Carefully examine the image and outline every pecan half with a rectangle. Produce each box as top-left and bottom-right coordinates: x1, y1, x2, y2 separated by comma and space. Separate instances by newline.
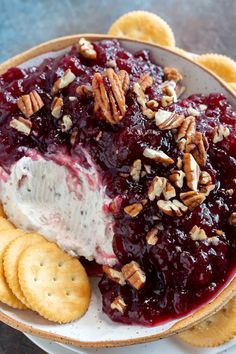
180, 191, 205, 211
77, 38, 97, 59
186, 132, 208, 166
138, 73, 153, 91
76, 84, 93, 97
111, 296, 126, 313
213, 125, 230, 143
190, 225, 207, 241
169, 170, 185, 188
51, 97, 63, 118
155, 110, 185, 130
146, 228, 159, 245
10, 117, 32, 136
164, 67, 183, 82
17, 90, 44, 118
103, 265, 126, 285
124, 202, 143, 217
183, 153, 200, 191
143, 147, 174, 165
118, 70, 130, 94
92, 68, 126, 124
177, 116, 196, 141
157, 199, 187, 217
148, 176, 167, 201
122, 261, 146, 290
51, 69, 76, 96
229, 212, 236, 226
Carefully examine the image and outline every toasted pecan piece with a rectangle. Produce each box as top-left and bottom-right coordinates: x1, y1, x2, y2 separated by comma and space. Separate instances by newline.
148, 176, 167, 201
118, 70, 130, 94
92, 68, 126, 124
183, 153, 200, 191
164, 67, 183, 82
17, 90, 44, 118
77, 38, 97, 59
229, 212, 236, 226
76, 84, 93, 97
177, 116, 196, 141
51, 97, 63, 118
122, 261, 146, 290
157, 199, 188, 217
111, 296, 126, 313
169, 170, 185, 188
163, 182, 176, 200
103, 265, 126, 285
146, 228, 159, 245
130, 159, 142, 182
190, 225, 207, 241
155, 109, 185, 130
10, 117, 32, 136
180, 191, 205, 211
51, 69, 76, 96
124, 202, 143, 217
213, 124, 230, 143
143, 147, 174, 165
186, 132, 209, 166
199, 171, 212, 185
138, 73, 153, 91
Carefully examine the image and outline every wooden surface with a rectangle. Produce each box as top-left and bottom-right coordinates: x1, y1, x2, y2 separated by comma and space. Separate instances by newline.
0, 0, 235, 353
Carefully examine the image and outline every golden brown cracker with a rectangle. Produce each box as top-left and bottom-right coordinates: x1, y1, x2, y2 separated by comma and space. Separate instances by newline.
18, 242, 91, 323
0, 229, 27, 309
229, 82, 236, 92
178, 297, 236, 347
3, 233, 46, 307
108, 11, 175, 47
0, 205, 6, 218
194, 54, 236, 82
0, 216, 14, 232
171, 47, 193, 60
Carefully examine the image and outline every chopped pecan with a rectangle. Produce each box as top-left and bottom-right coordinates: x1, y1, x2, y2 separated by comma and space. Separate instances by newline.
111, 296, 126, 313
51, 69, 76, 96
183, 153, 200, 191
51, 97, 63, 118
207, 237, 220, 246
177, 116, 196, 141
186, 132, 208, 166
146, 100, 159, 109
169, 170, 185, 188
117, 70, 130, 94
157, 199, 187, 217
227, 189, 234, 196
155, 109, 185, 130
77, 38, 97, 59
178, 138, 187, 152
161, 95, 174, 107
70, 129, 78, 145
180, 191, 205, 211
103, 265, 126, 285
200, 184, 215, 196
190, 225, 207, 241
216, 229, 224, 236
10, 117, 32, 136
199, 171, 212, 185
187, 107, 200, 117
163, 182, 176, 200
144, 164, 151, 174
138, 73, 153, 91
130, 159, 142, 182
148, 176, 167, 201
92, 68, 126, 124
229, 212, 236, 226
146, 228, 159, 245
133, 82, 155, 119
76, 84, 93, 97
124, 202, 143, 217
213, 125, 230, 143
95, 131, 102, 141
199, 104, 207, 112
164, 67, 183, 82
17, 90, 44, 118
61, 115, 72, 132
176, 157, 183, 169
143, 147, 174, 165
122, 261, 146, 290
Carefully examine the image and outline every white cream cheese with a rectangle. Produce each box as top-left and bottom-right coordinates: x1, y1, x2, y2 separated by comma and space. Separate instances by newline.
0, 152, 117, 266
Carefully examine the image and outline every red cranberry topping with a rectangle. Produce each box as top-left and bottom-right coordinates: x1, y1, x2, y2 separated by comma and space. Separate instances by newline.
0, 39, 235, 326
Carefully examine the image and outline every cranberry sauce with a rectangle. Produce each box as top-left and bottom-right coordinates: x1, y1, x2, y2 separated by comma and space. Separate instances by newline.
0, 40, 236, 326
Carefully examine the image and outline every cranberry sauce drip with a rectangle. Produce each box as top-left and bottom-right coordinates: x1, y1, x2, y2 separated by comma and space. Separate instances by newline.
0, 40, 236, 326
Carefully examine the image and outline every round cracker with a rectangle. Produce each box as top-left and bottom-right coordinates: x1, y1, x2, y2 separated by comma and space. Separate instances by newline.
178, 297, 236, 347
18, 242, 91, 323
0, 216, 14, 231
108, 11, 175, 47
0, 229, 27, 309
3, 233, 46, 307
194, 54, 236, 82
229, 82, 236, 92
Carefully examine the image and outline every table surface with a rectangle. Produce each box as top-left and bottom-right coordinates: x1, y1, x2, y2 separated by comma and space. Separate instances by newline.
0, 0, 236, 353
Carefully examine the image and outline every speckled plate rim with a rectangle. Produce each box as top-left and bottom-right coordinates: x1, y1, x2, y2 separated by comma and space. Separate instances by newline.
0, 34, 236, 348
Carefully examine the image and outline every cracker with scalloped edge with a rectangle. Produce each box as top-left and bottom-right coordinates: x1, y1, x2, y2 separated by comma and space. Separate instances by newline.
178, 297, 236, 347
194, 54, 236, 82
18, 242, 91, 323
3, 233, 46, 307
0, 229, 27, 309
108, 11, 175, 47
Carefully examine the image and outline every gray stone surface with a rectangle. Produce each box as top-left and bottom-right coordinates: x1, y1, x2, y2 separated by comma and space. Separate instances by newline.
0, 0, 235, 353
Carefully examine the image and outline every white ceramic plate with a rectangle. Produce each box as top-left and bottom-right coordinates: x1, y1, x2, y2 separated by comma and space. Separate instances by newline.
0, 35, 236, 348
